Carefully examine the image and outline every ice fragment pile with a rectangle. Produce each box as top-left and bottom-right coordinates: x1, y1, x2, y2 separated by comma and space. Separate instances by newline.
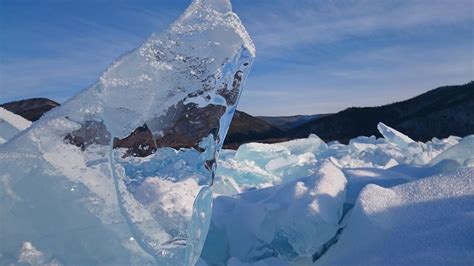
201, 124, 474, 265
1, 1, 473, 264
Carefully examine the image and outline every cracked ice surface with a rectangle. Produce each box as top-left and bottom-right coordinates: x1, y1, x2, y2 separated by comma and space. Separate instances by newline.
0, 0, 254, 265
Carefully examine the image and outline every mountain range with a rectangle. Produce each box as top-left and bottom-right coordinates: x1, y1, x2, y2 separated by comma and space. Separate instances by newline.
289, 81, 474, 143
1, 81, 473, 149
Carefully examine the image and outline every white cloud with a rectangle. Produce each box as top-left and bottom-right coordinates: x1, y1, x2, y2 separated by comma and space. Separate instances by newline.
242, 0, 473, 56
1, 0, 472, 115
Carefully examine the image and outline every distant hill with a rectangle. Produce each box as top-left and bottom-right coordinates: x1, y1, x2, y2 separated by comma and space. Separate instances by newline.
2, 82, 472, 148
289, 81, 474, 143
0, 97, 285, 149
258, 114, 331, 131
224, 110, 287, 149
0, 98, 59, 121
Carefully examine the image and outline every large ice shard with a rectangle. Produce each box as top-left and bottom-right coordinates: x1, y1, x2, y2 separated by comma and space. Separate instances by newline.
377, 122, 415, 149
0, 107, 31, 144
0, 0, 255, 265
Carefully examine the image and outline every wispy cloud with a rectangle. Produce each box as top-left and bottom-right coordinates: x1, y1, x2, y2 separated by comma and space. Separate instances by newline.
237, 0, 473, 57
0, 1, 182, 102
1, 0, 472, 115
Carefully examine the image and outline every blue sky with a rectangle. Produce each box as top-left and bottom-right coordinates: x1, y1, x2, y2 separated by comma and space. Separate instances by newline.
1, 0, 473, 116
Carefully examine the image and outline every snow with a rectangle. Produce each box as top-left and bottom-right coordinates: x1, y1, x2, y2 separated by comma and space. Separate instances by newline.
1, 99, 472, 266
0, 0, 254, 265
18, 242, 45, 265
0, 107, 32, 144
0, 1, 471, 264
316, 167, 474, 266
342, 167, 412, 205
202, 161, 346, 264
203, 125, 473, 264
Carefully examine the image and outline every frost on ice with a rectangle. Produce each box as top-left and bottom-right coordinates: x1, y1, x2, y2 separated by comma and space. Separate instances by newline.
0, 0, 255, 264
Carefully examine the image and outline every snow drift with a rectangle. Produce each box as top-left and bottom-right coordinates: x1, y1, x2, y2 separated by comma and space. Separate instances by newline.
317, 167, 474, 266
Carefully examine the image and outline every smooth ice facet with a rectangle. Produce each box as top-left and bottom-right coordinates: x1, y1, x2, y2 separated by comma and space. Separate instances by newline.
377, 122, 415, 149
0, 107, 31, 144
0, 0, 255, 265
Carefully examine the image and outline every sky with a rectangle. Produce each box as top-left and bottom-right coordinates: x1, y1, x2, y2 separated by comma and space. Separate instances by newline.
0, 0, 473, 116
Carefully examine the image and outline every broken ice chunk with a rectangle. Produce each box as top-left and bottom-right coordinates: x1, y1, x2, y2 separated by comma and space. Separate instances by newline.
429, 135, 474, 166
201, 161, 347, 264
0, 107, 31, 144
377, 122, 415, 149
